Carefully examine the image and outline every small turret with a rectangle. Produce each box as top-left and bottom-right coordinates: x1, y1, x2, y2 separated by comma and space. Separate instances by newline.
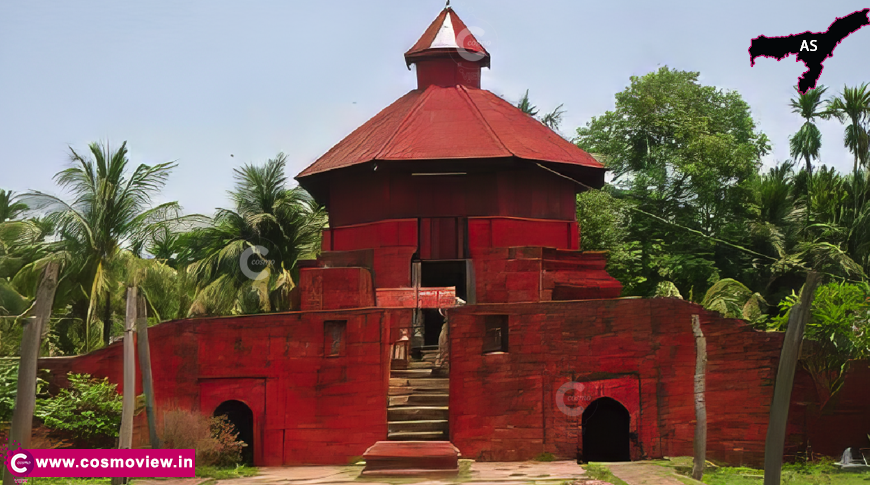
404, 7, 490, 89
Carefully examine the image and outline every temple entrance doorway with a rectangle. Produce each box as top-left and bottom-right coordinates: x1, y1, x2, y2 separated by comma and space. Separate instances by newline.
581, 397, 631, 462
420, 260, 468, 300
214, 400, 255, 465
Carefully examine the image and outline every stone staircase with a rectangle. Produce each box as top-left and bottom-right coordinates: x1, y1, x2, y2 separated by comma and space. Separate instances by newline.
387, 346, 448, 441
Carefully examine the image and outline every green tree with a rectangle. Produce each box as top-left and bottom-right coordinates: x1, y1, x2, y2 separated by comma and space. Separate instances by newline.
789, 85, 828, 178
185, 154, 327, 316
20, 141, 181, 349
576, 188, 640, 293
575, 67, 769, 297
828, 84, 870, 214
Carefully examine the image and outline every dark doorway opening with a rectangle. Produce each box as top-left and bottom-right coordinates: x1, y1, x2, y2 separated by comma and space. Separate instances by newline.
581, 397, 630, 462
214, 400, 254, 465
420, 260, 467, 300
421, 308, 444, 347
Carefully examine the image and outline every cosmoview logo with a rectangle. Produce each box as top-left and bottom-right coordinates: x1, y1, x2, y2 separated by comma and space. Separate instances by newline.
4, 447, 35, 479
239, 244, 276, 281
555, 381, 595, 417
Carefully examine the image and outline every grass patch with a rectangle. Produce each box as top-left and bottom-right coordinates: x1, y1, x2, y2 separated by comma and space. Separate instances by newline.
665, 456, 870, 485
583, 463, 629, 485
195, 464, 258, 479
534, 452, 557, 462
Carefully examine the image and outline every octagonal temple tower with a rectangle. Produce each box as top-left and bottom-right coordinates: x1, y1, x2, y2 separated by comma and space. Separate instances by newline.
295, 6, 622, 325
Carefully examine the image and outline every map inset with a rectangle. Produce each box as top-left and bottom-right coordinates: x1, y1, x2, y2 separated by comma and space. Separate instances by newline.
749, 9, 869, 93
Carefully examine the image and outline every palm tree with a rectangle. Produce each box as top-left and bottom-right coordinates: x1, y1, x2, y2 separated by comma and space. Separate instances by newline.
789, 85, 828, 177
21, 141, 181, 348
516, 89, 539, 117
828, 84, 870, 210
0, 190, 29, 222
186, 153, 327, 316
516, 89, 566, 131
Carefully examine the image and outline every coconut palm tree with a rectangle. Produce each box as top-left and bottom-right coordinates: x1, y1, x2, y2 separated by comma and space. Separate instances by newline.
20, 141, 181, 349
516, 89, 566, 131
789, 85, 828, 177
0, 190, 28, 223
185, 153, 327, 316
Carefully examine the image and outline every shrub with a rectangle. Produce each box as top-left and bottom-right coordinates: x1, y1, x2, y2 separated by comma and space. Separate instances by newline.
0, 361, 49, 422
34, 373, 123, 448
160, 409, 245, 467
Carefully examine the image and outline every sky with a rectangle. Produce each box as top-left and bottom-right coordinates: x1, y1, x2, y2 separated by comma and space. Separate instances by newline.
1, 0, 869, 216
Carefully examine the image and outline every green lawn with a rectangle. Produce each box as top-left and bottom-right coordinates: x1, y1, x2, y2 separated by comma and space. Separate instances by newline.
661, 457, 870, 485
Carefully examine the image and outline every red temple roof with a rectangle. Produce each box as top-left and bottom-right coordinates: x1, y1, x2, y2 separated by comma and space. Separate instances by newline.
296, 7, 605, 183
296, 84, 604, 178
404, 7, 490, 68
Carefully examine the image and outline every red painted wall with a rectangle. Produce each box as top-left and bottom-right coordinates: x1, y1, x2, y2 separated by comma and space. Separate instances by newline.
447, 298, 786, 465
326, 168, 576, 228
39, 309, 403, 466
414, 58, 482, 89
36, 299, 870, 466
787, 361, 870, 459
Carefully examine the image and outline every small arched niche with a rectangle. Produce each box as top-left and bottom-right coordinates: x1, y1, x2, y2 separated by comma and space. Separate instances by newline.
214, 400, 254, 465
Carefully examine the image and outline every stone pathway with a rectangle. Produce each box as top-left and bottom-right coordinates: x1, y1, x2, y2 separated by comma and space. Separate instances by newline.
213, 461, 598, 485
606, 462, 695, 485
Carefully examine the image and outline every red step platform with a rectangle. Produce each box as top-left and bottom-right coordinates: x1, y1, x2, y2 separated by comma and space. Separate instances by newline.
361, 441, 460, 476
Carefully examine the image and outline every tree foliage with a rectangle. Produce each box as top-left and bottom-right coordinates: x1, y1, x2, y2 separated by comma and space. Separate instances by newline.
576, 67, 770, 298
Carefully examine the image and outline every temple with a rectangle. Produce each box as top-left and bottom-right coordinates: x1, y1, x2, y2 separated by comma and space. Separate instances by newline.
40, 6, 870, 468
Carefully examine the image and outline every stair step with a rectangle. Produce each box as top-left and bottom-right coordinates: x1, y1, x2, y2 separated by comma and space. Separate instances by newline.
408, 378, 447, 387
391, 369, 433, 378
388, 419, 448, 433
387, 431, 447, 441
362, 441, 459, 476
388, 406, 449, 421
389, 393, 449, 407
390, 377, 448, 388
389, 386, 412, 396
407, 361, 436, 369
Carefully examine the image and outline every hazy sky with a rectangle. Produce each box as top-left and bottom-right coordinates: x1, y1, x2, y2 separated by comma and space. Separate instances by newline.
2, 1, 869, 216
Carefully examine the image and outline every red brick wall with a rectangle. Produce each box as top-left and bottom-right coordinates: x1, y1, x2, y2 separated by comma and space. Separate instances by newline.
788, 361, 870, 459
36, 299, 870, 467
39, 309, 407, 466
447, 298, 785, 466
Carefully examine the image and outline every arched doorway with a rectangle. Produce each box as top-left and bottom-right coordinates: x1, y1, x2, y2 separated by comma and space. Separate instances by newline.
581, 397, 630, 462
214, 400, 254, 465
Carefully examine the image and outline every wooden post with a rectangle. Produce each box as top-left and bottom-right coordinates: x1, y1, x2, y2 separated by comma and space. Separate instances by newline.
691, 314, 707, 481
136, 294, 160, 449
3, 262, 59, 485
111, 286, 137, 485
764, 271, 821, 485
